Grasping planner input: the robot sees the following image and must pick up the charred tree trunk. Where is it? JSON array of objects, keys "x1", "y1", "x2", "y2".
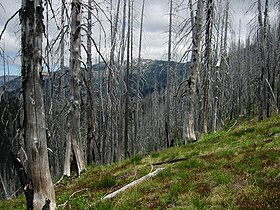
[
  {"x1": 63, "y1": 0, "x2": 85, "y2": 177},
  {"x1": 165, "y1": 0, "x2": 172, "y2": 147},
  {"x1": 135, "y1": 0, "x2": 145, "y2": 154},
  {"x1": 20, "y1": 0, "x2": 56, "y2": 208},
  {"x1": 257, "y1": 0, "x2": 265, "y2": 121},
  {"x1": 124, "y1": 0, "x2": 130, "y2": 159},
  {"x1": 183, "y1": 0, "x2": 204, "y2": 141},
  {"x1": 201, "y1": 0, "x2": 213, "y2": 134},
  {"x1": 59, "y1": 0, "x2": 66, "y2": 97},
  {"x1": 86, "y1": 0, "x2": 94, "y2": 165},
  {"x1": 10, "y1": 152, "x2": 33, "y2": 209}
]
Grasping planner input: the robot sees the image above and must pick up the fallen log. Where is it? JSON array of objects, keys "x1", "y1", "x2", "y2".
[
  {"x1": 150, "y1": 158, "x2": 189, "y2": 166},
  {"x1": 102, "y1": 168, "x2": 164, "y2": 200}
]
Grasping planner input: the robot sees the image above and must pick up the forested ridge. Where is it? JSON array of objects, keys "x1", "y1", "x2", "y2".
[
  {"x1": 0, "y1": 59, "x2": 188, "y2": 97},
  {"x1": 0, "y1": 0, "x2": 280, "y2": 209}
]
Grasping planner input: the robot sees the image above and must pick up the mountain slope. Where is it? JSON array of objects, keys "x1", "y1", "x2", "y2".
[
  {"x1": 0, "y1": 59, "x2": 189, "y2": 97},
  {"x1": 1, "y1": 116, "x2": 280, "y2": 209},
  {"x1": 0, "y1": 75, "x2": 18, "y2": 88}
]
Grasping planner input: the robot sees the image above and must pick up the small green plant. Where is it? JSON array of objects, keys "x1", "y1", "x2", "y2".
[
  {"x1": 201, "y1": 130, "x2": 226, "y2": 142},
  {"x1": 266, "y1": 167, "x2": 280, "y2": 179},
  {"x1": 129, "y1": 154, "x2": 143, "y2": 164},
  {"x1": 176, "y1": 158, "x2": 205, "y2": 169},
  {"x1": 191, "y1": 194, "x2": 206, "y2": 209},
  {"x1": 160, "y1": 152, "x2": 177, "y2": 162},
  {"x1": 231, "y1": 127, "x2": 255, "y2": 137},
  {"x1": 193, "y1": 197, "x2": 205, "y2": 209},
  {"x1": 170, "y1": 181, "x2": 183, "y2": 198},
  {"x1": 90, "y1": 200, "x2": 112, "y2": 210},
  {"x1": 57, "y1": 192, "x2": 70, "y2": 205},
  {"x1": 91, "y1": 175, "x2": 117, "y2": 189},
  {"x1": 158, "y1": 167, "x2": 173, "y2": 178},
  {"x1": 266, "y1": 150, "x2": 280, "y2": 160},
  {"x1": 246, "y1": 156, "x2": 262, "y2": 173},
  {"x1": 217, "y1": 149, "x2": 236, "y2": 158},
  {"x1": 150, "y1": 151, "x2": 160, "y2": 158},
  {"x1": 249, "y1": 174, "x2": 264, "y2": 186},
  {"x1": 16, "y1": 205, "x2": 26, "y2": 210},
  {"x1": 184, "y1": 151, "x2": 200, "y2": 159},
  {"x1": 176, "y1": 169, "x2": 191, "y2": 179},
  {"x1": 209, "y1": 170, "x2": 232, "y2": 185},
  {"x1": 69, "y1": 196, "x2": 88, "y2": 210}
]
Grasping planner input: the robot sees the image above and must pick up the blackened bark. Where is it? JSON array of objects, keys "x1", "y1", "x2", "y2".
[
  {"x1": 10, "y1": 151, "x2": 33, "y2": 210},
  {"x1": 20, "y1": 0, "x2": 56, "y2": 209},
  {"x1": 124, "y1": 0, "x2": 130, "y2": 159}
]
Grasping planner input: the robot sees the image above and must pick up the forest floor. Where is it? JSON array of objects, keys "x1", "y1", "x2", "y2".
[{"x1": 1, "y1": 115, "x2": 280, "y2": 209}]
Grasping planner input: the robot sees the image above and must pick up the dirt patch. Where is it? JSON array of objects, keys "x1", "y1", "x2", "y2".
[{"x1": 195, "y1": 182, "x2": 211, "y2": 197}]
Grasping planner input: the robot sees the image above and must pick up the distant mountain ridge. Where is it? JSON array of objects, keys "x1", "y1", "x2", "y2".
[
  {"x1": 0, "y1": 59, "x2": 190, "y2": 97},
  {"x1": 0, "y1": 75, "x2": 18, "y2": 87}
]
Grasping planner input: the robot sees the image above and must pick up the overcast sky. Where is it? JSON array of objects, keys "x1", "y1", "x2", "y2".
[{"x1": 0, "y1": 0, "x2": 275, "y2": 75}]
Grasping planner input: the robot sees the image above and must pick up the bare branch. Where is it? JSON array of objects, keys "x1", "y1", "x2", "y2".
[
  {"x1": 0, "y1": 3, "x2": 5, "y2": 11},
  {"x1": 0, "y1": 10, "x2": 19, "y2": 41}
]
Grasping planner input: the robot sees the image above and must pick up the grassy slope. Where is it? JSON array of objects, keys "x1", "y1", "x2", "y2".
[{"x1": 1, "y1": 116, "x2": 280, "y2": 210}]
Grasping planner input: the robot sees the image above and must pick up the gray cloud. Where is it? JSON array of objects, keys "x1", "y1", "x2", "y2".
[{"x1": 1, "y1": 0, "x2": 277, "y2": 75}]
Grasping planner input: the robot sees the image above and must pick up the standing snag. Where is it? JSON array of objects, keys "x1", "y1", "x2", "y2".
[
  {"x1": 63, "y1": 0, "x2": 86, "y2": 177},
  {"x1": 19, "y1": 0, "x2": 56, "y2": 209}
]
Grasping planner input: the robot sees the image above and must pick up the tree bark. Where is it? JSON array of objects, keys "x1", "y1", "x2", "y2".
[
  {"x1": 165, "y1": 0, "x2": 172, "y2": 147},
  {"x1": 124, "y1": 0, "x2": 130, "y2": 159},
  {"x1": 257, "y1": 0, "x2": 265, "y2": 121},
  {"x1": 63, "y1": 0, "x2": 86, "y2": 177},
  {"x1": 10, "y1": 151, "x2": 33, "y2": 210},
  {"x1": 135, "y1": 0, "x2": 145, "y2": 154},
  {"x1": 201, "y1": 0, "x2": 213, "y2": 134},
  {"x1": 20, "y1": 0, "x2": 56, "y2": 208},
  {"x1": 59, "y1": 0, "x2": 66, "y2": 97},
  {"x1": 183, "y1": 0, "x2": 204, "y2": 141},
  {"x1": 86, "y1": 0, "x2": 94, "y2": 165}
]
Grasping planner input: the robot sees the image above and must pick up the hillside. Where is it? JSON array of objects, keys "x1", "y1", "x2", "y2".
[
  {"x1": 0, "y1": 75, "x2": 18, "y2": 87},
  {"x1": 1, "y1": 115, "x2": 279, "y2": 209},
  {"x1": 0, "y1": 59, "x2": 189, "y2": 97}
]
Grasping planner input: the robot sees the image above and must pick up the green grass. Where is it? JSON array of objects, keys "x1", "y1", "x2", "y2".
[
  {"x1": 1, "y1": 115, "x2": 280, "y2": 209},
  {"x1": 91, "y1": 175, "x2": 117, "y2": 189}
]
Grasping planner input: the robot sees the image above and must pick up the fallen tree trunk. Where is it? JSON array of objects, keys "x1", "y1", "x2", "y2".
[
  {"x1": 102, "y1": 168, "x2": 165, "y2": 200},
  {"x1": 150, "y1": 158, "x2": 189, "y2": 166}
]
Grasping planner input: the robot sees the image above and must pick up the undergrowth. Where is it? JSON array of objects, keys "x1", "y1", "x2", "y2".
[{"x1": 1, "y1": 115, "x2": 280, "y2": 209}]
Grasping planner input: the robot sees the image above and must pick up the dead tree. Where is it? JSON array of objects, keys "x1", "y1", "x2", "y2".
[
  {"x1": 183, "y1": 0, "x2": 204, "y2": 141},
  {"x1": 135, "y1": 0, "x2": 145, "y2": 154},
  {"x1": 20, "y1": 0, "x2": 56, "y2": 208},
  {"x1": 86, "y1": 0, "x2": 95, "y2": 165},
  {"x1": 201, "y1": 0, "x2": 214, "y2": 134},
  {"x1": 257, "y1": 0, "x2": 267, "y2": 120},
  {"x1": 124, "y1": 0, "x2": 131, "y2": 159},
  {"x1": 63, "y1": 0, "x2": 86, "y2": 177},
  {"x1": 165, "y1": 0, "x2": 172, "y2": 147}
]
